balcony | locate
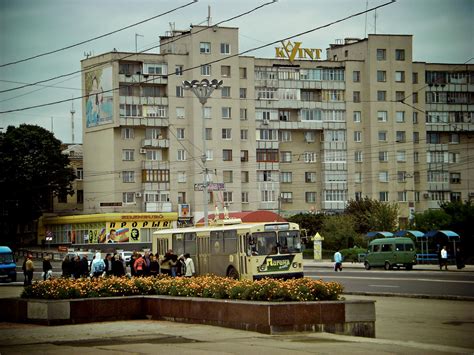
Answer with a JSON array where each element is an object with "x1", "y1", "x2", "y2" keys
[
  {"x1": 119, "y1": 73, "x2": 167, "y2": 85},
  {"x1": 142, "y1": 138, "x2": 170, "y2": 148},
  {"x1": 141, "y1": 161, "x2": 170, "y2": 170},
  {"x1": 145, "y1": 202, "x2": 172, "y2": 213}
]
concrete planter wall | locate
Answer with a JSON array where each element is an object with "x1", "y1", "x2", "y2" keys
[{"x1": 0, "y1": 296, "x2": 375, "y2": 337}]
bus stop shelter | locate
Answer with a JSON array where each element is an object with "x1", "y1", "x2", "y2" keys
[
  {"x1": 366, "y1": 231, "x2": 394, "y2": 238},
  {"x1": 394, "y1": 230, "x2": 427, "y2": 262},
  {"x1": 424, "y1": 230, "x2": 461, "y2": 257}
]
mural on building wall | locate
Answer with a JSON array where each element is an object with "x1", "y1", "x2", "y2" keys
[{"x1": 85, "y1": 66, "x2": 113, "y2": 128}]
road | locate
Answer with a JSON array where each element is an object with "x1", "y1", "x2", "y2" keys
[{"x1": 305, "y1": 266, "x2": 474, "y2": 299}]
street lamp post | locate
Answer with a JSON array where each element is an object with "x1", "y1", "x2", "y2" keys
[{"x1": 182, "y1": 79, "x2": 223, "y2": 227}]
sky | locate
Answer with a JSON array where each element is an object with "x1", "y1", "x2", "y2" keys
[{"x1": 0, "y1": 0, "x2": 473, "y2": 143}]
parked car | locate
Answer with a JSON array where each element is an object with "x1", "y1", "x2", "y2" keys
[
  {"x1": 364, "y1": 237, "x2": 416, "y2": 270},
  {"x1": 0, "y1": 246, "x2": 17, "y2": 282}
]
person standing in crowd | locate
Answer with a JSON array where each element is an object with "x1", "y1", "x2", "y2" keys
[
  {"x1": 91, "y1": 252, "x2": 106, "y2": 278},
  {"x1": 80, "y1": 255, "x2": 89, "y2": 277},
  {"x1": 183, "y1": 253, "x2": 195, "y2": 277},
  {"x1": 149, "y1": 255, "x2": 160, "y2": 277},
  {"x1": 42, "y1": 255, "x2": 53, "y2": 281},
  {"x1": 143, "y1": 251, "x2": 151, "y2": 276},
  {"x1": 333, "y1": 249, "x2": 343, "y2": 272},
  {"x1": 104, "y1": 253, "x2": 113, "y2": 276},
  {"x1": 129, "y1": 251, "x2": 138, "y2": 277},
  {"x1": 160, "y1": 249, "x2": 173, "y2": 276},
  {"x1": 440, "y1": 246, "x2": 448, "y2": 270},
  {"x1": 169, "y1": 253, "x2": 179, "y2": 277},
  {"x1": 133, "y1": 253, "x2": 146, "y2": 277},
  {"x1": 62, "y1": 255, "x2": 72, "y2": 278},
  {"x1": 455, "y1": 247, "x2": 465, "y2": 270},
  {"x1": 112, "y1": 254, "x2": 125, "y2": 277},
  {"x1": 24, "y1": 254, "x2": 34, "y2": 285},
  {"x1": 72, "y1": 255, "x2": 82, "y2": 279}
]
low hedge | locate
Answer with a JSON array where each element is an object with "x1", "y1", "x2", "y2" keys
[{"x1": 21, "y1": 275, "x2": 343, "y2": 302}]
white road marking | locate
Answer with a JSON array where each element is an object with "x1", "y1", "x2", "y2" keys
[{"x1": 369, "y1": 284, "x2": 400, "y2": 288}]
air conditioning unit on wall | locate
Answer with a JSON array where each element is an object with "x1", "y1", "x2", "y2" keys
[
  {"x1": 139, "y1": 149, "x2": 147, "y2": 154},
  {"x1": 135, "y1": 192, "x2": 142, "y2": 198}
]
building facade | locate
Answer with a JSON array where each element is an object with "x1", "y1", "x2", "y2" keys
[{"x1": 81, "y1": 26, "x2": 473, "y2": 225}]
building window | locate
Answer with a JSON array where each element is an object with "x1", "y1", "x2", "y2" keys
[
  {"x1": 239, "y1": 67, "x2": 247, "y2": 79},
  {"x1": 413, "y1": 92, "x2": 418, "y2": 103},
  {"x1": 176, "y1": 107, "x2": 185, "y2": 119},
  {"x1": 122, "y1": 149, "x2": 134, "y2": 161},
  {"x1": 449, "y1": 133, "x2": 460, "y2": 144},
  {"x1": 203, "y1": 128, "x2": 212, "y2": 140},
  {"x1": 355, "y1": 151, "x2": 363, "y2": 162},
  {"x1": 355, "y1": 192, "x2": 362, "y2": 201},
  {"x1": 222, "y1": 128, "x2": 232, "y2": 140},
  {"x1": 279, "y1": 130, "x2": 292, "y2": 142},
  {"x1": 222, "y1": 107, "x2": 231, "y2": 119},
  {"x1": 178, "y1": 192, "x2": 186, "y2": 204},
  {"x1": 280, "y1": 192, "x2": 293, "y2": 203},
  {"x1": 413, "y1": 112, "x2": 418, "y2": 124},
  {"x1": 76, "y1": 190, "x2": 84, "y2": 204},
  {"x1": 379, "y1": 191, "x2": 389, "y2": 202},
  {"x1": 220, "y1": 43, "x2": 230, "y2": 54},
  {"x1": 122, "y1": 128, "x2": 134, "y2": 139},
  {"x1": 305, "y1": 172, "x2": 316, "y2": 183},
  {"x1": 305, "y1": 192, "x2": 317, "y2": 203},
  {"x1": 123, "y1": 192, "x2": 135, "y2": 204},
  {"x1": 221, "y1": 65, "x2": 231, "y2": 77},
  {"x1": 177, "y1": 150, "x2": 186, "y2": 161},
  {"x1": 377, "y1": 91, "x2": 386, "y2": 101},
  {"x1": 240, "y1": 150, "x2": 248, "y2": 162},
  {"x1": 280, "y1": 172, "x2": 293, "y2": 183},
  {"x1": 203, "y1": 107, "x2": 211, "y2": 119},
  {"x1": 354, "y1": 131, "x2": 362, "y2": 142},
  {"x1": 451, "y1": 192, "x2": 461, "y2": 202},
  {"x1": 412, "y1": 72, "x2": 418, "y2": 84},
  {"x1": 240, "y1": 129, "x2": 248, "y2": 140},
  {"x1": 353, "y1": 91, "x2": 361, "y2": 103},
  {"x1": 221, "y1": 86, "x2": 230, "y2": 98},
  {"x1": 241, "y1": 171, "x2": 249, "y2": 183},
  {"x1": 178, "y1": 171, "x2": 186, "y2": 183},
  {"x1": 201, "y1": 64, "x2": 211, "y2": 76},
  {"x1": 223, "y1": 191, "x2": 233, "y2": 203},
  {"x1": 395, "y1": 49, "x2": 405, "y2": 61},
  {"x1": 395, "y1": 71, "x2": 405, "y2": 82},
  {"x1": 122, "y1": 171, "x2": 135, "y2": 183},
  {"x1": 242, "y1": 192, "x2": 249, "y2": 203},
  {"x1": 396, "y1": 111, "x2": 405, "y2": 123},
  {"x1": 280, "y1": 151, "x2": 292, "y2": 163},
  {"x1": 257, "y1": 149, "x2": 279, "y2": 162},
  {"x1": 205, "y1": 149, "x2": 213, "y2": 161},
  {"x1": 376, "y1": 48, "x2": 386, "y2": 60},
  {"x1": 239, "y1": 88, "x2": 247, "y2": 99},
  {"x1": 175, "y1": 128, "x2": 184, "y2": 140},
  {"x1": 396, "y1": 131, "x2": 406, "y2": 142},
  {"x1": 396, "y1": 91, "x2": 405, "y2": 101},
  {"x1": 175, "y1": 65, "x2": 183, "y2": 76},
  {"x1": 353, "y1": 111, "x2": 361, "y2": 122},
  {"x1": 377, "y1": 70, "x2": 387, "y2": 82},
  {"x1": 303, "y1": 152, "x2": 317, "y2": 163},
  {"x1": 223, "y1": 170, "x2": 233, "y2": 183},
  {"x1": 379, "y1": 151, "x2": 388, "y2": 162},
  {"x1": 397, "y1": 150, "x2": 406, "y2": 162},
  {"x1": 378, "y1": 131, "x2": 387, "y2": 142},
  {"x1": 176, "y1": 86, "x2": 183, "y2": 97},
  {"x1": 414, "y1": 151, "x2": 419, "y2": 163},
  {"x1": 398, "y1": 191, "x2": 407, "y2": 202},
  {"x1": 353, "y1": 71, "x2": 360, "y2": 82},
  {"x1": 200, "y1": 42, "x2": 211, "y2": 54},
  {"x1": 354, "y1": 172, "x2": 362, "y2": 183},
  {"x1": 427, "y1": 132, "x2": 440, "y2": 144},
  {"x1": 240, "y1": 108, "x2": 247, "y2": 120},
  {"x1": 76, "y1": 168, "x2": 83, "y2": 180},
  {"x1": 223, "y1": 149, "x2": 233, "y2": 161},
  {"x1": 377, "y1": 111, "x2": 388, "y2": 122},
  {"x1": 379, "y1": 171, "x2": 389, "y2": 182},
  {"x1": 397, "y1": 171, "x2": 406, "y2": 182},
  {"x1": 413, "y1": 132, "x2": 420, "y2": 143}
]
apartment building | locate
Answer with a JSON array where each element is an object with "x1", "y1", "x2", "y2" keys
[{"x1": 81, "y1": 26, "x2": 473, "y2": 225}]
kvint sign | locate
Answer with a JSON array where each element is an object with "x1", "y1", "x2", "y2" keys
[{"x1": 275, "y1": 40, "x2": 323, "y2": 63}]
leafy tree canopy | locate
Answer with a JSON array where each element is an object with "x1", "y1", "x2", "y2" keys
[
  {"x1": 346, "y1": 197, "x2": 399, "y2": 233},
  {"x1": 287, "y1": 213, "x2": 324, "y2": 240}
]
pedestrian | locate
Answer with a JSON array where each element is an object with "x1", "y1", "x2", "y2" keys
[
  {"x1": 22, "y1": 256, "x2": 28, "y2": 285},
  {"x1": 455, "y1": 247, "x2": 465, "y2": 270},
  {"x1": 112, "y1": 254, "x2": 126, "y2": 277},
  {"x1": 143, "y1": 251, "x2": 151, "y2": 276},
  {"x1": 333, "y1": 249, "x2": 343, "y2": 272},
  {"x1": 183, "y1": 253, "x2": 195, "y2": 277},
  {"x1": 73, "y1": 256, "x2": 82, "y2": 279},
  {"x1": 160, "y1": 249, "x2": 173, "y2": 276},
  {"x1": 24, "y1": 254, "x2": 34, "y2": 285},
  {"x1": 80, "y1": 255, "x2": 89, "y2": 277},
  {"x1": 133, "y1": 253, "x2": 146, "y2": 277},
  {"x1": 42, "y1": 255, "x2": 53, "y2": 280},
  {"x1": 104, "y1": 253, "x2": 113, "y2": 276},
  {"x1": 169, "y1": 253, "x2": 179, "y2": 277},
  {"x1": 149, "y1": 255, "x2": 160, "y2": 277},
  {"x1": 62, "y1": 255, "x2": 72, "y2": 278},
  {"x1": 129, "y1": 251, "x2": 138, "y2": 277},
  {"x1": 91, "y1": 252, "x2": 106, "y2": 278},
  {"x1": 440, "y1": 246, "x2": 448, "y2": 270}
]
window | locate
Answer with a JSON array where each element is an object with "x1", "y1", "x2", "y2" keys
[
  {"x1": 175, "y1": 65, "x2": 183, "y2": 76},
  {"x1": 178, "y1": 192, "x2": 186, "y2": 204},
  {"x1": 377, "y1": 70, "x2": 387, "y2": 82},
  {"x1": 378, "y1": 131, "x2": 387, "y2": 142},
  {"x1": 206, "y1": 149, "x2": 213, "y2": 161},
  {"x1": 377, "y1": 91, "x2": 386, "y2": 101},
  {"x1": 240, "y1": 129, "x2": 248, "y2": 140},
  {"x1": 223, "y1": 170, "x2": 233, "y2": 183},
  {"x1": 449, "y1": 152, "x2": 460, "y2": 163},
  {"x1": 396, "y1": 91, "x2": 405, "y2": 101},
  {"x1": 451, "y1": 192, "x2": 461, "y2": 202},
  {"x1": 200, "y1": 42, "x2": 211, "y2": 53},
  {"x1": 176, "y1": 86, "x2": 183, "y2": 97},
  {"x1": 379, "y1": 191, "x2": 389, "y2": 201},
  {"x1": 414, "y1": 151, "x2": 419, "y2": 163},
  {"x1": 379, "y1": 151, "x2": 388, "y2": 162},
  {"x1": 223, "y1": 149, "x2": 233, "y2": 161},
  {"x1": 353, "y1": 71, "x2": 360, "y2": 82},
  {"x1": 122, "y1": 149, "x2": 134, "y2": 161},
  {"x1": 305, "y1": 192, "x2": 317, "y2": 203},
  {"x1": 222, "y1": 128, "x2": 232, "y2": 139},
  {"x1": 398, "y1": 171, "x2": 407, "y2": 182},
  {"x1": 201, "y1": 64, "x2": 211, "y2": 76},
  {"x1": 220, "y1": 43, "x2": 230, "y2": 54},
  {"x1": 280, "y1": 151, "x2": 292, "y2": 163},
  {"x1": 353, "y1": 91, "x2": 361, "y2": 103},
  {"x1": 178, "y1": 171, "x2": 186, "y2": 183},
  {"x1": 239, "y1": 88, "x2": 247, "y2": 99},
  {"x1": 398, "y1": 191, "x2": 407, "y2": 202},
  {"x1": 355, "y1": 151, "x2": 363, "y2": 162},
  {"x1": 239, "y1": 67, "x2": 247, "y2": 79},
  {"x1": 413, "y1": 93, "x2": 418, "y2": 103},
  {"x1": 120, "y1": 104, "x2": 142, "y2": 116},
  {"x1": 353, "y1": 111, "x2": 361, "y2": 122},
  {"x1": 176, "y1": 149, "x2": 187, "y2": 161},
  {"x1": 279, "y1": 130, "x2": 292, "y2": 142},
  {"x1": 122, "y1": 127, "x2": 134, "y2": 139},
  {"x1": 122, "y1": 171, "x2": 135, "y2": 183},
  {"x1": 377, "y1": 111, "x2": 388, "y2": 122},
  {"x1": 305, "y1": 172, "x2": 316, "y2": 183},
  {"x1": 221, "y1": 65, "x2": 231, "y2": 77},
  {"x1": 395, "y1": 49, "x2": 405, "y2": 61},
  {"x1": 413, "y1": 72, "x2": 418, "y2": 84},
  {"x1": 203, "y1": 107, "x2": 211, "y2": 119},
  {"x1": 205, "y1": 128, "x2": 212, "y2": 140},
  {"x1": 379, "y1": 171, "x2": 389, "y2": 182},
  {"x1": 242, "y1": 192, "x2": 249, "y2": 203},
  {"x1": 413, "y1": 132, "x2": 420, "y2": 143},
  {"x1": 354, "y1": 131, "x2": 362, "y2": 142},
  {"x1": 449, "y1": 133, "x2": 460, "y2": 144},
  {"x1": 241, "y1": 171, "x2": 249, "y2": 183},
  {"x1": 143, "y1": 169, "x2": 170, "y2": 183},
  {"x1": 413, "y1": 112, "x2": 418, "y2": 124},
  {"x1": 280, "y1": 192, "x2": 293, "y2": 203},
  {"x1": 240, "y1": 108, "x2": 247, "y2": 120},
  {"x1": 377, "y1": 48, "x2": 386, "y2": 60},
  {"x1": 123, "y1": 192, "x2": 135, "y2": 204},
  {"x1": 176, "y1": 107, "x2": 185, "y2": 119},
  {"x1": 396, "y1": 131, "x2": 406, "y2": 142},
  {"x1": 223, "y1": 191, "x2": 233, "y2": 203},
  {"x1": 280, "y1": 172, "x2": 293, "y2": 183},
  {"x1": 177, "y1": 128, "x2": 185, "y2": 140},
  {"x1": 427, "y1": 132, "x2": 441, "y2": 144},
  {"x1": 240, "y1": 150, "x2": 248, "y2": 162},
  {"x1": 257, "y1": 149, "x2": 279, "y2": 162},
  {"x1": 396, "y1": 111, "x2": 405, "y2": 123},
  {"x1": 221, "y1": 86, "x2": 230, "y2": 97},
  {"x1": 397, "y1": 150, "x2": 406, "y2": 162},
  {"x1": 395, "y1": 71, "x2": 405, "y2": 82},
  {"x1": 76, "y1": 168, "x2": 83, "y2": 180},
  {"x1": 355, "y1": 192, "x2": 362, "y2": 201},
  {"x1": 303, "y1": 152, "x2": 317, "y2": 163},
  {"x1": 222, "y1": 107, "x2": 231, "y2": 119}
]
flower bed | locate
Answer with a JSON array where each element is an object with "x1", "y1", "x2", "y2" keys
[{"x1": 21, "y1": 275, "x2": 343, "y2": 302}]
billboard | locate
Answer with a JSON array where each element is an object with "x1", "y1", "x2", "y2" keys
[{"x1": 85, "y1": 66, "x2": 113, "y2": 128}]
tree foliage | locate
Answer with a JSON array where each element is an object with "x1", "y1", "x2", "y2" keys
[
  {"x1": 346, "y1": 197, "x2": 399, "y2": 233},
  {"x1": 320, "y1": 214, "x2": 359, "y2": 251},
  {"x1": 0, "y1": 125, "x2": 76, "y2": 242},
  {"x1": 412, "y1": 209, "x2": 451, "y2": 232},
  {"x1": 287, "y1": 212, "x2": 324, "y2": 240}
]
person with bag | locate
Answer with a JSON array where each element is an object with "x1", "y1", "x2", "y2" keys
[
  {"x1": 24, "y1": 254, "x2": 34, "y2": 285},
  {"x1": 91, "y1": 252, "x2": 106, "y2": 278},
  {"x1": 183, "y1": 253, "x2": 195, "y2": 277},
  {"x1": 42, "y1": 255, "x2": 53, "y2": 280}
]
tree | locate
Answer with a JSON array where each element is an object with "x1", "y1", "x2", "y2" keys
[
  {"x1": 320, "y1": 214, "x2": 359, "y2": 251},
  {"x1": 412, "y1": 209, "x2": 451, "y2": 232},
  {"x1": 346, "y1": 197, "x2": 399, "y2": 233},
  {"x1": 0, "y1": 125, "x2": 76, "y2": 244}
]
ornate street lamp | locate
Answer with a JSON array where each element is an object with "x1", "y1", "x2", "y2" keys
[{"x1": 182, "y1": 79, "x2": 223, "y2": 226}]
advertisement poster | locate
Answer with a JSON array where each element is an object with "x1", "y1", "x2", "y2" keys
[{"x1": 85, "y1": 66, "x2": 113, "y2": 128}]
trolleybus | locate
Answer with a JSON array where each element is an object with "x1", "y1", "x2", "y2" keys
[{"x1": 152, "y1": 219, "x2": 304, "y2": 280}]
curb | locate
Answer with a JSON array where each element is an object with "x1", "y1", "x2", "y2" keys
[{"x1": 342, "y1": 291, "x2": 474, "y2": 302}]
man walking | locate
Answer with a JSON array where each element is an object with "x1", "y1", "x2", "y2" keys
[
  {"x1": 440, "y1": 246, "x2": 448, "y2": 270},
  {"x1": 334, "y1": 249, "x2": 343, "y2": 272}
]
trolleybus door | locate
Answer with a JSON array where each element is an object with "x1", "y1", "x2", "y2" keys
[{"x1": 197, "y1": 234, "x2": 210, "y2": 275}]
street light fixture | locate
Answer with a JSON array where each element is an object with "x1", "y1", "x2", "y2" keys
[{"x1": 182, "y1": 79, "x2": 223, "y2": 226}]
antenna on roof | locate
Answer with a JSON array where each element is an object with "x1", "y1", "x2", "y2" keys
[
  {"x1": 207, "y1": 5, "x2": 211, "y2": 26},
  {"x1": 70, "y1": 98, "x2": 75, "y2": 144}
]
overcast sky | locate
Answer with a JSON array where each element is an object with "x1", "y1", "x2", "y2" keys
[{"x1": 0, "y1": 0, "x2": 473, "y2": 143}]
